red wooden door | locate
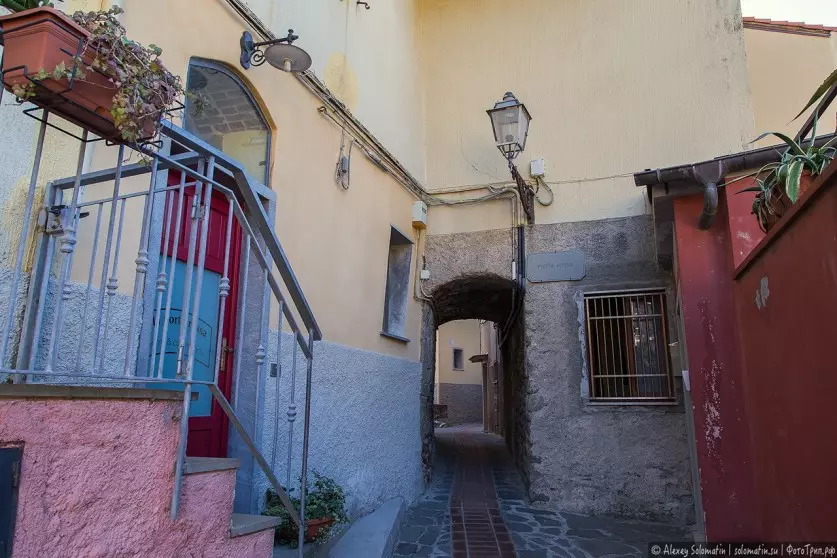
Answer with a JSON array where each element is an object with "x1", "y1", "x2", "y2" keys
[{"x1": 160, "y1": 172, "x2": 242, "y2": 458}]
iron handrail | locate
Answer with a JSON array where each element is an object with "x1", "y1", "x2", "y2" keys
[
  {"x1": 1, "y1": 114, "x2": 318, "y2": 558},
  {"x1": 159, "y1": 121, "x2": 323, "y2": 342},
  {"x1": 47, "y1": 122, "x2": 323, "y2": 344},
  {"x1": 47, "y1": 130, "x2": 316, "y2": 358}
]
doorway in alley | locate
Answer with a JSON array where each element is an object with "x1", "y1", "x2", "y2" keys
[{"x1": 435, "y1": 320, "x2": 503, "y2": 434}]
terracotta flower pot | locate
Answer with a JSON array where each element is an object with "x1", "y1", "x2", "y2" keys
[
  {"x1": 305, "y1": 516, "x2": 335, "y2": 542},
  {"x1": 0, "y1": 7, "x2": 130, "y2": 140}
]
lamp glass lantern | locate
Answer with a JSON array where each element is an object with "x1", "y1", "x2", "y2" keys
[{"x1": 487, "y1": 92, "x2": 531, "y2": 159}]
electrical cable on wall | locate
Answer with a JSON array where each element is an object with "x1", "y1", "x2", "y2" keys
[
  {"x1": 413, "y1": 228, "x2": 436, "y2": 312},
  {"x1": 534, "y1": 177, "x2": 554, "y2": 206},
  {"x1": 335, "y1": 131, "x2": 354, "y2": 190}
]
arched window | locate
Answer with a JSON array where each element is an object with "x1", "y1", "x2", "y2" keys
[{"x1": 185, "y1": 59, "x2": 271, "y2": 185}]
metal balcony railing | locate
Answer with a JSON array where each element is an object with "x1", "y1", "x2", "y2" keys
[{"x1": 0, "y1": 113, "x2": 322, "y2": 552}]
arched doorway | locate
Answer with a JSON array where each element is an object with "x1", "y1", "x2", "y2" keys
[{"x1": 152, "y1": 59, "x2": 273, "y2": 457}]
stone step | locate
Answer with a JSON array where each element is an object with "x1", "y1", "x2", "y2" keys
[
  {"x1": 230, "y1": 513, "x2": 283, "y2": 538},
  {"x1": 183, "y1": 457, "x2": 241, "y2": 475}
]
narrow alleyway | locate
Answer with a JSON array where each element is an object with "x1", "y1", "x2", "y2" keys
[{"x1": 395, "y1": 424, "x2": 690, "y2": 558}]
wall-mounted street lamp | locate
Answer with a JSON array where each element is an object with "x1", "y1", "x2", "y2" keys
[
  {"x1": 487, "y1": 92, "x2": 531, "y2": 161},
  {"x1": 240, "y1": 29, "x2": 313, "y2": 72},
  {"x1": 487, "y1": 92, "x2": 535, "y2": 222}
]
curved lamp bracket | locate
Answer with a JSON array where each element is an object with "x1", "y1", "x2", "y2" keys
[{"x1": 240, "y1": 29, "x2": 300, "y2": 70}]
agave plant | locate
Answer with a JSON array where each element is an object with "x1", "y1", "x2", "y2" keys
[
  {"x1": 796, "y1": 67, "x2": 837, "y2": 119},
  {"x1": 740, "y1": 114, "x2": 836, "y2": 232},
  {"x1": 0, "y1": 0, "x2": 57, "y2": 11}
]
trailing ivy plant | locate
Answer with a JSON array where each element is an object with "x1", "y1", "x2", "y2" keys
[{"x1": 8, "y1": 5, "x2": 203, "y2": 143}]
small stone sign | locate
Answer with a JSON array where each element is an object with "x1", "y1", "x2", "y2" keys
[{"x1": 527, "y1": 251, "x2": 585, "y2": 282}]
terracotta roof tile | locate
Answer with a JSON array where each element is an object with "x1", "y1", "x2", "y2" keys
[{"x1": 743, "y1": 17, "x2": 837, "y2": 36}]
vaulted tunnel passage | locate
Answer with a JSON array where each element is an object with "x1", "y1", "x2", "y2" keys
[{"x1": 419, "y1": 273, "x2": 531, "y2": 491}]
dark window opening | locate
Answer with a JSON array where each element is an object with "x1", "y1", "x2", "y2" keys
[
  {"x1": 381, "y1": 226, "x2": 413, "y2": 341},
  {"x1": 0, "y1": 447, "x2": 23, "y2": 558},
  {"x1": 453, "y1": 348, "x2": 464, "y2": 370}
]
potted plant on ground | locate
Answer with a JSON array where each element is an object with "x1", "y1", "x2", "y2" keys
[
  {"x1": 0, "y1": 2, "x2": 198, "y2": 143},
  {"x1": 264, "y1": 472, "x2": 349, "y2": 547},
  {"x1": 739, "y1": 114, "x2": 836, "y2": 233}
]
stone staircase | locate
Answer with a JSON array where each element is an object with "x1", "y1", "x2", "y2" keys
[
  {"x1": 181, "y1": 457, "x2": 282, "y2": 550},
  {"x1": 0, "y1": 386, "x2": 282, "y2": 557}
]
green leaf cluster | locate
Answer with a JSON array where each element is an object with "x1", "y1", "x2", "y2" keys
[
  {"x1": 741, "y1": 113, "x2": 836, "y2": 232},
  {"x1": 796, "y1": 68, "x2": 837, "y2": 120},
  {"x1": 263, "y1": 472, "x2": 349, "y2": 547}
]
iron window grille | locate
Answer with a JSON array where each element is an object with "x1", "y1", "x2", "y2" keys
[{"x1": 584, "y1": 290, "x2": 675, "y2": 403}]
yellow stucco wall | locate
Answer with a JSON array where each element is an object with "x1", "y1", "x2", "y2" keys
[
  {"x1": 435, "y1": 320, "x2": 483, "y2": 387},
  {"x1": 745, "y1": 27, "x2": 837, "y2": 145},
  {"x1": 419, "y1": 0, "x2": 755, "y2": 235},
  {"x1": 261, "y1": 0, "x2": 427, "y2": 182}
]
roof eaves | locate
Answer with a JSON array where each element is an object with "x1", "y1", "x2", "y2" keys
[
  {"x1": 634, "y1": 133, "x2": 837, "y2": 190},
  {"x1": 743, "y1": 17, "x2": 836, "y2": 37}
]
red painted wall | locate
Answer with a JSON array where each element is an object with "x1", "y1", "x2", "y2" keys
[
  {"x1": 725, "y1": 176, "x2": 766, "y2": 269},
  {"x1": 731, "y1": 165, "x2": 837, "y2": 540},
  {"x1": 673, "y1": 194, "x2": 761, "y2": 540}
]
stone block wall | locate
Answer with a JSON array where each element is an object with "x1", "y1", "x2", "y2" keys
[
  {"x1": 422, "y1": 215, "x2": 694, "y2": 524},
  {"x1": 437, "y1": 382, "x2": 482, "y2": 425}
]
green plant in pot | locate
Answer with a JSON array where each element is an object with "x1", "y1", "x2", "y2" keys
[
  {"x1": 739, "y1": 114, "x2": 836, "y2": 233},
  {"x1": 264, "y1": 472, "x2": 348, "y2": 547},
  {"x1": 0, "y1": 3, "x2": 202, "y2": 143}
]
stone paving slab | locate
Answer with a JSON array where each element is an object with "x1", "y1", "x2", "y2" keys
[{"x1": 395, "y1": 424, "x2": 692, "y2": 558}]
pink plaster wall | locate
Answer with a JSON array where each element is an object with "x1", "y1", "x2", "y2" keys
[{"x1": 0, "y1": 395, "x2": 273, "y2": 557}]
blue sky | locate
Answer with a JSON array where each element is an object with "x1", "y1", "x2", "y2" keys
[{"x1": 741, "y1": 0, "x2": 837, "y2": 26}]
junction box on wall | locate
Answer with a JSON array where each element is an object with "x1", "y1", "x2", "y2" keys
[{"x1": 412, "y1": 201, "x2": 428, "y2": 229}]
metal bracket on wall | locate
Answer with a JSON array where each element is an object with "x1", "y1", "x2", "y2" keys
[
  {"x1": 509, "y1": 161, "x2": 536, "y2": 224},
  {"x1": 42, "y1": 205, "x2": 89, "y2": 236},
  {"x1": 341, "y1": 0, "x2": 370, "y2": 9}
]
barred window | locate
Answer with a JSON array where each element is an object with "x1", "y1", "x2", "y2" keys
[{"x1": 584, "y1": 290, "x2": 675, "y2": 403}]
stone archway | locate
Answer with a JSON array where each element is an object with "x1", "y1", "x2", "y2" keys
[{"x1": 417, "y1": 271, "x2": 529, "y2": 487}]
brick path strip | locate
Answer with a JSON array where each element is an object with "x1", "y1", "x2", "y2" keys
[{"x1": 450, "y1": 433, "x2": 517, "y2": 558}]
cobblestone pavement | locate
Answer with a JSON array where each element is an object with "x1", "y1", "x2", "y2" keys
[{"x1": 394, "y1": 424, "x2": 691, "y2": 558}]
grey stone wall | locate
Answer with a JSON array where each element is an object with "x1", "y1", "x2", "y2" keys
[
  {"x1": 423, "y1": 215, "x2": 693, "y2": 525},
  {"x1": 502, "y1": 308, "x2": 529, "y2": 489},
  {"x1": 437, "y1": 382, "x2": 483, "y2": 424},
  {"x1": 523, "y1": 216, "x2": 692, "y2": 524},
  {"x1": 418, "y1": 299, "x2": 437, "y2": 485}
]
